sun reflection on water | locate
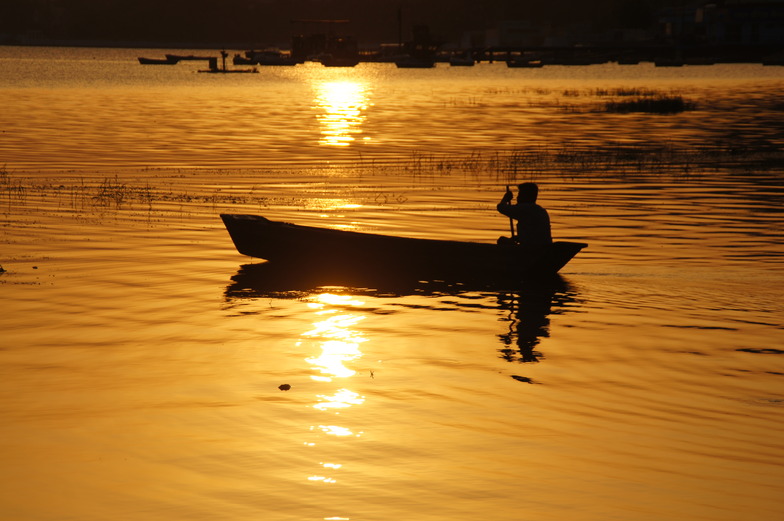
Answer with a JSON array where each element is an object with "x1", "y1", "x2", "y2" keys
[
  {"x1": 301, "y1": 293, "x2": 368, "y2": 488},
  {"x1": 314, "y1": 388, "x2": 365, "y2": 411},
  {"x1": 303, "y1": 294, "x2": 367, "y2": 382},
  {"x1": 312, "y1": 81, "x2": 370, "y2": 146}
]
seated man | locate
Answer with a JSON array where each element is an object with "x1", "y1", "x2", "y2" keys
[{"x1": 497, "y1": 182, "x2": 552, "y2": 248}]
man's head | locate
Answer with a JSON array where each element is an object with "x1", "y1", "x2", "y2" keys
[{"x1": 517, "y1": 182, "x2": 539, "y2": 203}]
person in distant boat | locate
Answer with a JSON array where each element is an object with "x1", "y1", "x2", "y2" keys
[{"x1": 497, "y1": 182, "x2": 552, "y2": 248}]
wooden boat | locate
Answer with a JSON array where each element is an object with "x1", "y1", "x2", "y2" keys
[{"x1": 220, "y1": 214, "x2": 587, "y2": 279}]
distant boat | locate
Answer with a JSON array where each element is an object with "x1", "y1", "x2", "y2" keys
[
  {"x1": 138, "y1": 56, "x2": 178, "y2": 65},
  {"x1": 654, "y1": 58, "x2": 685, "y2": 67},
  {"x1": 220, "y1": 214, "x2": 587, "y2": 279},
  {"x1": 449, "y1": 54, "x2": 475, "y2": 66},
  {"x1": 506, "y1": 58, "x2": 544, "y2": 68},
  {"x1": 198, "y1": 68, "x2": 258, "y2": 74},
  {"x1": 319, "y1": 54, "x2": 360, "y2": 67},
  {"x1": 240, "y1": 50, "x2": 299, "y2": 66},
  {"x1": 198, "y1": 52, "x2": 258, "y2": 74},
  {"x1": 233, "y1": 54, "x2": 256, "y2": 65},
  {"x1": 683, "y1": 57, "x2": 715, "y2": 66},
  {"x1": 165, "y1": 54, "x2": 213, "y2": 62},
  {"x1": 395, "y1": 56, "x2": 436, "y2": 68}
]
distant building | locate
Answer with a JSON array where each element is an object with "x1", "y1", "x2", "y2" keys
[
  {"x1": 661, "y1": 1, "x2": 784, "y2": 46},
  {"x1": 700, "y1": 0, "x2": 784, "y2": 45},
  {"x1": 462, "y1": 20, "x2": 550, "y2": 49}
]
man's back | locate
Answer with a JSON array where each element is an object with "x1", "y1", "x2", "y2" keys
[
  {"x1": 497, "y1": 182, "x2": 553, "y2": 248},
  {"x1": 515, "y1": 202, "x2": 552, "y2": 247}
]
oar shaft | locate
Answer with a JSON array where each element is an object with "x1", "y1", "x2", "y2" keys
[{"x1": 506, "y1": 185, "x2": 515, "y2": 238}]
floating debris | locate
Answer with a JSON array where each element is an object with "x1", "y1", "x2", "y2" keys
[
  {"x1": 511, "y1": 375, "x2": 535, "y2": 384},
  {"x1": 278, "y1": 384, "x2": 291, "y2": 391}
]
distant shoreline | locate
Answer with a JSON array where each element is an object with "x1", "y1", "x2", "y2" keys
[
  {"x1": 1, "y1": 38, "x2": 266, "y2": 51},
  {"x1": 3, "y1": 38, "x2": 782, "y2": 67}
]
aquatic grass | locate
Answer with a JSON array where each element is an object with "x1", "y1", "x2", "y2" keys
[
  {"x1": 604, "y1": 95, "x2": 697, "y2": 114},
  {"x1": 1, "y1": 165, "x2": 27, "y2": 202},
  {"x1": 3, "y1": 142, "x2": 782, "y2": 219},
  {"x1": 594, "y1": 87, "x2": 661, "y2": 97},
  {"x1": 91, "y1": 175, "x2": 158, "y2": 209},
  {"x1": 362, "y1": 142, "x2": 783, "y2": 181},
  {"x1": 462, "y1": 87, "x2": 694, "y2": 116},
  {"x1": 93, "y1": 175, "x2": 130, "y2": 207},
  {"x1": 563, "y1": 87, "x2": 663, "y2": 98}
]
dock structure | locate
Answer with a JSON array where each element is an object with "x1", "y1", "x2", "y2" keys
[{"x1": 290, "y1": 19, "x2": 360, "y2": 66}]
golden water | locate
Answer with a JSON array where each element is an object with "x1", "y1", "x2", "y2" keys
[{"x1": 1, "y1": 47, "x2": 783, "y2": 521}]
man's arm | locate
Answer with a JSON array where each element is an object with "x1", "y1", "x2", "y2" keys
[{"x1": 497, "y1": 187, "x2": 515, "y2": 216}]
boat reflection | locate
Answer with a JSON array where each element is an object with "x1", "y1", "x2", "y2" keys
[
  {"x1": 224, "y1": 263, "x2": 580, "y2": 487},
  {"x1": 496, "y1": 282, "x2": 579, "y2": 364},
  {"x1": 312, "y1": 80, "x2": 369, "y2": 146},
  {"x1": 225, "y1": 262, "x2": 581, "y2": 367}
]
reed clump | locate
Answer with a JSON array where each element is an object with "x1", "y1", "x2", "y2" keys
[
  {"x1": 604, "y1": 95, "x2": 697, "y2": 114},
  {"x1": 1, "y1": 165, "x2": 26, "y2": 201},
  {"x1": 367, "y1": 142, "x2": 783, "y2": 180},
  {"x1": 92, "y1": 175, "x2": 157, "y2": 208}
]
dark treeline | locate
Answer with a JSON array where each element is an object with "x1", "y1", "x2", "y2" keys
[{"x1": 1, "y1": 0, "x2": 679, "y2": 47}]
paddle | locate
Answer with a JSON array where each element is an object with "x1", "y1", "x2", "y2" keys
[{"x1": 505, "y1": 185, "x2": 515, "y2": 240}]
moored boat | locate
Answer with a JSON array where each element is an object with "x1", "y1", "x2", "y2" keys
[
  {"x1": 198, "y1": 51, "x2": 258, "y2": 73},
  {"x1": 319, "y1": 54, "x2": 360, "y2": 67},
  {"x1": 138, "y1": 56, "x2": 178, "y2": 65},
  {"x1": 165, "y1": 54, "x2": 214, "y2": 62},
  {"x1": 198, "y1": 67, "x2": 258, "y2": 74},
  {"x1": 395, "y1": 56, "x2": 436, "y2": 68},
  {"x1": 449, "y1": 53, "x2": 475, "y2": 66},
  {"x1": 233, "y1": 53, "x2": 256, "y2": 65},
  {"x1": 240, "y1": 49, "x2": 299, "y2": 66},
  {"x1": 220, "y1": 214, "x2": 587, "y2": 279},
  {"x1": 506, "y1": 58, "x2": 544, "y2": 68}
]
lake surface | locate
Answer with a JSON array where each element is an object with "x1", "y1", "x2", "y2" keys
[{"x1": 1, "y1": 46, "x2": 783, "y2": 521}]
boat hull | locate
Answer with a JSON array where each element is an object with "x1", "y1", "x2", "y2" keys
[{"x1": 220, "y1": 214, "x2": 586, "y2": 280}]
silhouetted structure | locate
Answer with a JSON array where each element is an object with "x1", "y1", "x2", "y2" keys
[
  {"x1": 395, "y1": 25, "x2": 441, "y2": 68},
  {"x1": 290, "y1": 19, "x2": 359, "y2": 65},
  {"x1": 3, "y1": 1, "x2": 782, "y2": 65}
]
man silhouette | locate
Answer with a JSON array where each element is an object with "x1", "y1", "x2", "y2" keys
[{"x1": 497, "y1": 182, "x2": 552, "y2": 248}]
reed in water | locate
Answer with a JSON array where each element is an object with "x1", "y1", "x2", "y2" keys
[{"x1": 3, "y1": 142, "x2": 781, "y2": 214}]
